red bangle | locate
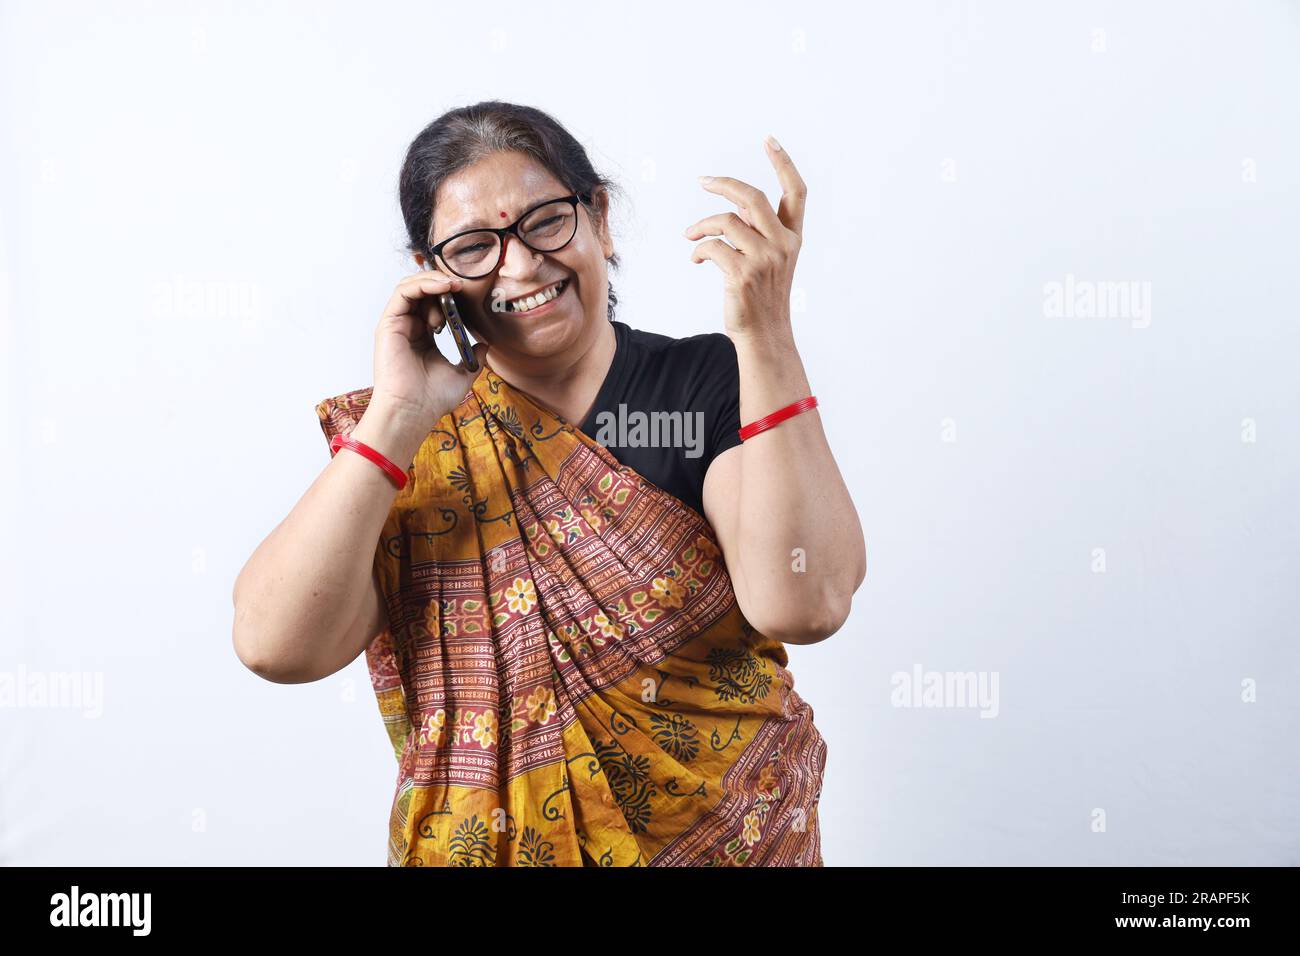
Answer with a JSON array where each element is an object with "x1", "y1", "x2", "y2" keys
[
  {"x1": 330, "y1": 434, "x2": 409, "y2": 490},
  {"x1": 738, "y1": 395, "x2": 818, "y2": 442}
]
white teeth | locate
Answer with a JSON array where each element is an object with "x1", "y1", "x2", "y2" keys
[{"x1": 508, "y1": 279, "x2": 564, "y2": 312}]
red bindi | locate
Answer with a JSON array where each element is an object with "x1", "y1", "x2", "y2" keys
[{"x1": 499, "y1": 211, "x2": 508, "y2": 219}]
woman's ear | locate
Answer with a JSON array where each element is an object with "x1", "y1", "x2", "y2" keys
[{"x1": 589, "y1": 187, "x2": 615, "y2": 261}]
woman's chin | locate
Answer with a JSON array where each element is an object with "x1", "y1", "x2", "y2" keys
[{"x1": 489, "y1": 302, "x2": 589, "y2": 358}]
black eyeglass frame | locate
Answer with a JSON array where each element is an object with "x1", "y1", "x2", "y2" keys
[{"x1": 427, "y1": 192, "x2": 594, "y2": 279}]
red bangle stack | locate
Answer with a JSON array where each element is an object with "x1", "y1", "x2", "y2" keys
[
  {"x1": 330, "y1": 434, "x2": 409, "y2": 490},
  {"x1": 738, "y1": 395, "x2": 818, "y2": 442}
]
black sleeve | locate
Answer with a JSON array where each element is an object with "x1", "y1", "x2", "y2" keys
[{"x1": 694, "y1": 333, "x2": 743, "y2": 469}]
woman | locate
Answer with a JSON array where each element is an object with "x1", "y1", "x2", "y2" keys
[{"x1": 233, "y1": 101, "x2": 866, "y2": 866}]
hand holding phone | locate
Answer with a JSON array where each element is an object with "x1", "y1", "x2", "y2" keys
[{"x1": 371, "y1": 269, "x2": 488, "y2": 424}]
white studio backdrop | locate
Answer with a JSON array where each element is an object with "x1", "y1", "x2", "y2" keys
[{"x1": 2, "y1": 0, "x2": 1297, "y2": 866}]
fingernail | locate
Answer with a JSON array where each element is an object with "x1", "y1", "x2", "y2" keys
[
  {"x1": 765, "y1": 134, "x2": 782, "y2": 151},
  {"x1": 698, "y1": 175, "x2": 714, "y2": 185}
]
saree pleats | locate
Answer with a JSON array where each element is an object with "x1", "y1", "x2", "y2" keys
[{"x1": 315, "y1": 364, "x2": 827, "y2": 866}]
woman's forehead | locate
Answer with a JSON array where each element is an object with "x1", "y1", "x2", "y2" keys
[{"x1": 433, "y1": 152, "x2": 567, "y2": 237}]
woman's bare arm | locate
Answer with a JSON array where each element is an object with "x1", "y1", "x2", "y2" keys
[
  {"x1": 231, "y1": 397, "x2": 426, "y2": 683},
  {"x1": 689, "y1": 138, "x2": 865, "y2": 644},
  {"x1": 702, "y1": 327, "x2": 865, "y2": 646}
]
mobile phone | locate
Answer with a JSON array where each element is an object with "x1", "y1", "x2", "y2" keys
[{"x1": 431, "y1": 290, "x2": 479, "y2": 373}]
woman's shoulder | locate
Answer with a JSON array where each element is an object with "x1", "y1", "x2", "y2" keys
[
  {"x1": 617, "y1": 320, "x2": 736, "y2": 370},
  {"x1": 615, "y1": 321, "x2": 738, "y2": 416}
]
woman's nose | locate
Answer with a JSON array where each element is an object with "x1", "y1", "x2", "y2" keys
[{"x1": 498, "y1": 232, "x2": 541, "y2": 275}]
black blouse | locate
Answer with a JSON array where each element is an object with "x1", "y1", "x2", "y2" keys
[{"x1": 577, "y1": 320, "x2": 742, "y2": 518}]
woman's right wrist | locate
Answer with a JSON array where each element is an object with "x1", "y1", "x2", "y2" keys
[{"x1": 348, "y1": 394, "x2": 435, "y2": 474}]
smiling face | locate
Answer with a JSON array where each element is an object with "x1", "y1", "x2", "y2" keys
[{"x1": 416, "y1": 150, "x2": 614, "y2": 370}]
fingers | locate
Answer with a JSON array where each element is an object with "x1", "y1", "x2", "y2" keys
[
  {"x1": 764, "y1": 135, "x2": 807, "y2": 237},
  {"x1": 695, "y1": 137, "x2": 808, "y2": 243},
  {"x1": 683, "y1": 211, "x2": 764, "y2": 254},
  {"x1": 382, "y1": 272, "x2": 463, "y2": 343},
  {"x1": 697, "y1": 174, "x2": 782, "y2": 240},
  {"x1": 394, "y1": 272, "x2": 463, "y2": 313},
  {"x1": 689, "y1": 238, "x2": 743, "y2": 276}
]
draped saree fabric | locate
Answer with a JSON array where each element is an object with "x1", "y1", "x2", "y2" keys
[{"x1": 315, "y1": 364, "x2": 827, "y2": 866}]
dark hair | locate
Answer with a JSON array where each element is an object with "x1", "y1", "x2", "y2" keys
[{"x1": 399, "y1": 100, "x2": 624, "y2": 322}]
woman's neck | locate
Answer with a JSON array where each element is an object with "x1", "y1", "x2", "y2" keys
[{"x1": 484, "y1": 320, "x2": 616, "y2": 426}]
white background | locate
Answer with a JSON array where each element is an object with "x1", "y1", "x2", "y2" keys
[{"x1": 2, "y1": 0, "x2": 1297, "y2": 866}]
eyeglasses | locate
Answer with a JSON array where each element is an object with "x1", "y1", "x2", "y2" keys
[{"x1": 427, "y1": 192, "x2": 592, "y2": 280}]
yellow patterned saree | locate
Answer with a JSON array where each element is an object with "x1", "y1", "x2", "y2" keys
[{"x1": 315, "y1": 363, "x2": 827, "y2": 866}]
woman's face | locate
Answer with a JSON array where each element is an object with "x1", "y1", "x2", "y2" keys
[{"x1": 417, "y1": 150, "x2": 614, "y2": 368}]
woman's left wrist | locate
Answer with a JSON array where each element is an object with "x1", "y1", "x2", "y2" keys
[{"x1": 728, "y1": 316, "x2": 796, "y2": 355}]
